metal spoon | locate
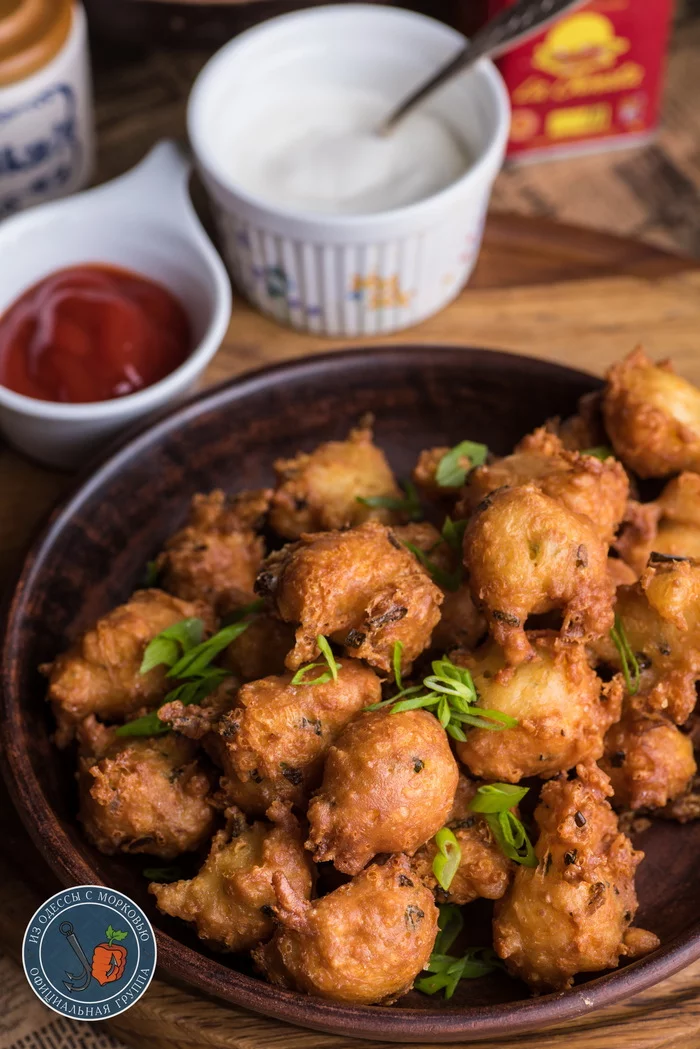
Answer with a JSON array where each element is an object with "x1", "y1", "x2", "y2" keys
[{"x1": 379, "y1": 0, "x2": 588, "y2": 135}]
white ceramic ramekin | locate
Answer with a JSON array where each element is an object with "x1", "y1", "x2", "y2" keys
[
  {"x1": 0, "y1": 141, "x2": 231, "y2": 469},
  {"x1": 188, "y1": 3, "x2": 510, "y2": 338}
]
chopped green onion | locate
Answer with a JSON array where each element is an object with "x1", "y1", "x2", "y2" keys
[
  {"x1": 115, "y1": 668, "x2": 230, "y2": 738},
  {"x1": 118, "y1": 618, "x2": 250, "y2": 738},
  {"x1": 291, "y1": 662, "x2": 331, "y2": 686},
  {"x1": 433, "y1": 905, "x2": 463, "y2": 955},
  {"x1": 583, "y1": 445, "x2": 614, "y2": 461},
  {"x1": 143, "y1": 866, "x2": 184, "y2": 883},
  {"x1": 610, "y1": 614, "x2": 641, "y2": 696},
  {"x1": 449, "y1": 708, "x2": 518, "y2": 730},
  {"x1": 468, "y1": 782, "x2": 529, "y2": 814},
  {"x1": 469, "y1": 784, "x2": 537, "y2": 867},
  {"x1": 415, "y1": 948, "x2": 500, "y2": 999},
  {"x1": 391, "y1": 692, "x2": 439, "y2": 713},
  {"x1": 115, "y1": 711, "x2": 170, "y2": 738},
  {"x1": 356, "y1": 481, "x2": 422, "y2": 521},
  {"x1": 143, "y1": 560, "x2": 160, "y2": 588},
  {"x1": 140, "y1": 618, "x2": 204, "y2": 675},
  {"x1": 392, "y1": 641, "x2": 404, "y2": 691},
  {"x1": 416, "y1": 905, "x2": 501, "y2": 999},
  {"x1": 424, "y1": 658, "x2": 478, "y2": 703},
  {"x1": 167, "y1": 620, "x2": 250, "y2": 680},
  {"x1": 433, "y1": 827, "x2": 461, "y2": 891},
  {"x1": 441, "y1": 517, "x2": 467, "y2": 552},
  {"x1": 317, "y1": 636, "x2": 339, "y2": 682},
  {"x1": 291, "y1": 635, "x2": 341, "y2": 686},
  {"x1": 436, "y1": 441, "x2": 489, "y2": 488},
  {"x1": 223, "y1": 598, "x2": 266, "y2": 624},
  {"x1": 364, "y1": 656, "x2": 518, "y2": 738}
]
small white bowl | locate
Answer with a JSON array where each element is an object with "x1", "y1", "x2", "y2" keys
[
  {"x1": 0, "y1": 140, "x2": 231, "y2": 469},
  {"x1": 188, "y1": 3, "x2": 509, "y2": 338}
]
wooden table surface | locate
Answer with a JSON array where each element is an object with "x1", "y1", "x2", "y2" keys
[
  {"x1": 2, "y1": 219, "x2": 700, "y2": 1049},
  {"x1": 2, "y1": 12, "x2": 700, "y2": 1049}
]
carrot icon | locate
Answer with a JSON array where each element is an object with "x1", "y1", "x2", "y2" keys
[{"x1": 91, "y1": 925, "x2": 128, "y2": 985}]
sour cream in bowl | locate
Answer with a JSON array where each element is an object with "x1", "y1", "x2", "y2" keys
[
  {"x1": 223, "y1": 85, "x2": 471, "y2": 216},
  {"x1": 188, "y1": 3, "x2": 509, "y2": 337}
]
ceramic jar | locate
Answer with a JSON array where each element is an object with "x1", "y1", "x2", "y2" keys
[{"x1": 0, "y1": 0, "x2": 94, "y2": 218}]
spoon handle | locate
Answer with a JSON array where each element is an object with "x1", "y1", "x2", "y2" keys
[{"x1": 380, "y1": 0, "x2": 587, "y2": 134}]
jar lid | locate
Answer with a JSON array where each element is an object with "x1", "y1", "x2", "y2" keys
[{"x1": 0, "y1": 0, "x2": 73, "y2": 88}]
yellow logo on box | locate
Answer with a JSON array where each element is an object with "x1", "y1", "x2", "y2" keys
[
  {"x1": 546, "y1": 103, "x2": 611, "y2": 139},
  {"x1": 533, "y1": 12, "x2": 630, "y2": 79}
]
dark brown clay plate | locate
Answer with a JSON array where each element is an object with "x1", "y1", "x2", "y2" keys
[{"x1": 2, "y1": 346, "x2": 699, "y2": 1043}]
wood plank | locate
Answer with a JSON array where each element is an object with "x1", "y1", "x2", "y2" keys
[{"x1": 2, "y1": 236, "x2": 700, "y2": 1049}]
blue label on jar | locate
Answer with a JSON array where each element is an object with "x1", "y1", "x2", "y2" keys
[{"x1": 0, "y1": 83, "x2": 82, "y2": 218}]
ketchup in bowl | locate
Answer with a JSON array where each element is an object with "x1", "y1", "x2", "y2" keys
[{"x1": 0, "y1": 265, "x2": 192, "y2": 403}]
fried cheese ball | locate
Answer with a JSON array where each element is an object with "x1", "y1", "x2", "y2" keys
[
  {"x1": 607, "y1": 556, "x2": 638, "y2": 588},
  {"x1": 553, "y1": 390, "x2": 606, "y2": 453},
  {"x1": 600, "y1": 702, "x2": 696, "y2": 811},
  {"x1": 156, "y1": 489, "x2": 270, "y2": 615},
  {"x1": 150, "y1": 802, "x2": 314, "y2": 952},
  {"x1": 616, "y1": 474, "x2": 700, "y2": 576},
  {"x1": 462, "y1": 486, "x2": 614, "y2": 667},
  {"x1": 412, "y1": 774, "x2": 513, "y2": 904},
  {"x1": 268, "y1": 420, "x2": 402, "y2": 540},
  {"x1": 392, "y1": 522, "x2": 486, "y2": 651},
  {"x1": 592, "y1": 558, "x2": 700, "y2": 724},
  {"x1": 603, "y1": 347, "x2": 700, "y2": 478},
  {"x1": 212, "y1": 660, "x2": 381, "y2": 811},
  {"x1": 614, "y1": 499, "x2": 662, "y2": 578},
  {"x1": 44, "y1": 589, "x2": 213, "y2": 745},
  {"x1": 453, "y1": 634, "x2": 622, "y2": 782},
  {"x1": 157, "y1": 680, "x2": 238, "y2": 741},
  {"x1": 434, "y1": 583, "x2": 487, "y2": 652},
  {"x1": 660, "y1": 775, "x2": 700, "y2": 823},
  {"x1": 78, "y1": 723, "x2": 215, "y2": 858},
  {"x1": 222, "y1": 612, "x2": 295, "y2": 682},
  {"x1": 253, "y1": 854, "x2": 438, "y2": 1004},
  {"x1": 457, "y1": 428, "x2": 629, "y2": 547},
  {"x1": 306, "y1": 708, "x2": 459, "y2": 874},
  {"x1": 493, "y1": 763, "x2": 658, "y2": 992},
  {"x1": 257, "y1": 521, "x2": 443, "y2": 675}
]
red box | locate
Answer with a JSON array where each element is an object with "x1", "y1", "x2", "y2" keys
[{"x1": 487, "y1": 0, "x2": 673, "y2": 160}]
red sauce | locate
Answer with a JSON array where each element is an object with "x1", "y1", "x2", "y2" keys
[{"x1": 0, "y1": 265, "x2": 192, "y2": 403}]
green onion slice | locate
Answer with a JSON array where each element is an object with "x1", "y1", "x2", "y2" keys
[
  {"x1": 469, "y1": 782, "x2": 529, "y2": 814},
  {"x1": 469, "y1": 784, "x2": 536, "y2": 867},
  {"x1": 392, "y1": 640, "x2": 404, "y2": 691},
  {"x1": 363, "y1": 656, "x2": 518, "y2": 737},
  {"x1": 140, "y1": 618, "x2": 204, "y2": 675},
  {"x1": 291, "y1": 635, "x2": 341, "y2": 686},
  {"x1": 356, "y1": 481, "x2": 422, "y2": 521},
  {"x1": 166, "y1": 621, "x2": 250, "y2": 680},
  {"x1": 610, "y1": 614, "x2": 641, "y2": 695},
  {"x1": 436, "y1": 441, "x2": 489, "y2": 488},
  {"x1": 118, "y1": 617, "x2": 250, "y2": 738},
  {"x1": 583, "y1": 445, "x2": 614, "y2": 461},
  {"x1": 441, "y1": 517, "x2": 468, "y2": 552},
  {"x1": 143, "y1": 866, "x2": 184, "y2": 883},
  {"x1": 433, "y1": 905, "x2": 463, "y2": 955},
  {"x1": 433, "y1": 827, "x2": 462, "y2": 891},
  {"x1": 143, "y1": 560, "x2": 160, "y2": 588}
]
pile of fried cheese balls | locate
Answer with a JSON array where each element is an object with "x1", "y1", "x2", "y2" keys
[{"x1": 44, "y1": 347, "x2": 700, "y2": 1006}]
